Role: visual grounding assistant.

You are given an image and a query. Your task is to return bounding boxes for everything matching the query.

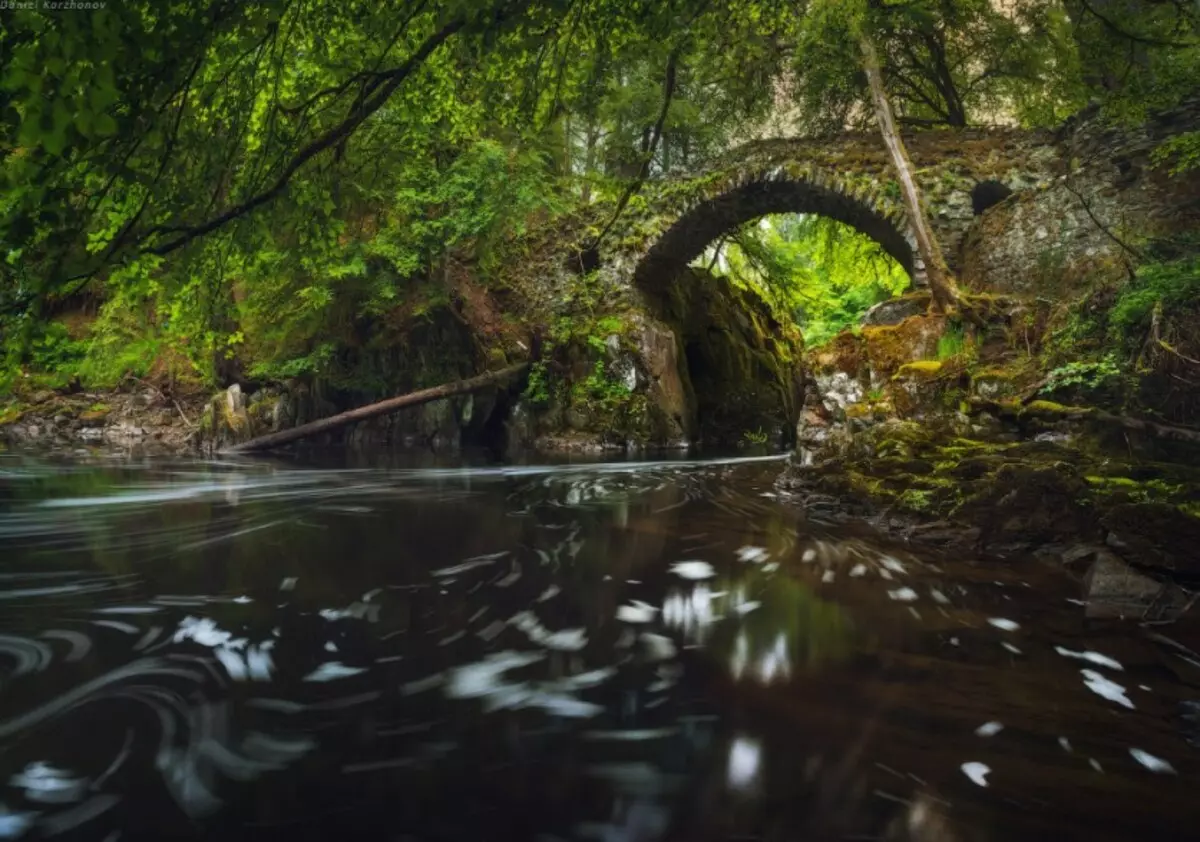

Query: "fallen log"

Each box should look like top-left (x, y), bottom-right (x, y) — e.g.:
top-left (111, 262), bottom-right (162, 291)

top-left (221, 362), bottom-right (530, 454)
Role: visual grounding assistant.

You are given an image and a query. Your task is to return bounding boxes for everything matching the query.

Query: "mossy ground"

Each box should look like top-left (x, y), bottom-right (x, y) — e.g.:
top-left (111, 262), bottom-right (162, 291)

top-left (792, 284), bottom-right (1200, 574)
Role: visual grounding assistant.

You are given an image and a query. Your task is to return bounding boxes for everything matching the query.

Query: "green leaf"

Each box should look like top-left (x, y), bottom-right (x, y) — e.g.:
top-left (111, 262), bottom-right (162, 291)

top-left (94, 113), bottom-right (118, 136)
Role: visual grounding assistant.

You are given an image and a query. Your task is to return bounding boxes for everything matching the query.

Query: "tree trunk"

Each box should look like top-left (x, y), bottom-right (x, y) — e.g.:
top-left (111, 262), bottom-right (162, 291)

top-left (221, 363), bottom-right (529, 454)
top-left (587, 48), bottom-right (680, 251)
top-left (858, 32), bottom-right (960, 313)
top-left (582, 118), bottom-right (598, 203)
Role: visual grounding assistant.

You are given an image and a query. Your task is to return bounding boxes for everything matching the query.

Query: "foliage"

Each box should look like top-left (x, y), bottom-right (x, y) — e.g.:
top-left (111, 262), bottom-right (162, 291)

top-left (523, 360), bottom-right (553, 407)
top-left (741, 427), bottom-right (770, 446)
top-left (1152, 131), bottom-right (1200, 175)
top-left (1040, 357), bottom-right (1122, 394)
top-left (701, 213), bottom-right (910, 346)
top-left (1, 0), bottom-right (1197, 401)
top-left (1109, 255), bottom-right (1200, 346)
top-left (791, 0), bottom-right (1088, 131)
top-left (575, 360), bottom-right (632, 409)
top-left (1063, 0), bottom-right (1199, 124)
top-left (936, 323), bottom-right (969, 360)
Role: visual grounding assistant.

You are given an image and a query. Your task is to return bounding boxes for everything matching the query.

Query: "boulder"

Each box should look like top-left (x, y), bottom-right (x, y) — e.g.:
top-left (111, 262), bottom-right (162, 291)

top-left (1082, 551), bottom-right (1165, 620)
top-left (860, 294), bottom-right (931, 326)
top-left (1101, 503), bottom-right (1200, 581)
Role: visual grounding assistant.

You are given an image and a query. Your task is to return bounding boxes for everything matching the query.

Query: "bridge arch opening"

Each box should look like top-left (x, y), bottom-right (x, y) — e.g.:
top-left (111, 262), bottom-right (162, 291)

top-left (696, 213), bottom-right (912, 344)
top-left (634, 177), bottom-right (919, 295)
top-left (631, 173), bottom-right (917, 449)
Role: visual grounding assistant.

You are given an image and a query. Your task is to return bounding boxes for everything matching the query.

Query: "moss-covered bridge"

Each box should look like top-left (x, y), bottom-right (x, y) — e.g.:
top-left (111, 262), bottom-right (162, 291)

top-left (628, 127), bottom-right (1057, 291)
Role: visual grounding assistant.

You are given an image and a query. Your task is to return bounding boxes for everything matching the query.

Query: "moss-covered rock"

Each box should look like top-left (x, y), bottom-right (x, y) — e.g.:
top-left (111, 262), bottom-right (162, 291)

top-left (895, 360), bottom-right (944, 378)
top-left (861, 315), bottom-right (946, 379)
top-left (648, 267), bottom-right (803, 447)
top-left (971, 366), bottom-right (1023, 399)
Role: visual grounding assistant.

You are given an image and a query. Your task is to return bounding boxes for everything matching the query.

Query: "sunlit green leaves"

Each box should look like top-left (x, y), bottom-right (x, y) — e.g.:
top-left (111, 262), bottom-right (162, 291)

top-left (703, 214), bottom-right (910, 345)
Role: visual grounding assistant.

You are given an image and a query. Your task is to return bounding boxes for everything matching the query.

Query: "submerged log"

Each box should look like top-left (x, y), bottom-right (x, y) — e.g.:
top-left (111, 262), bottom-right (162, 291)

top-left (222, 362), bottom-right (529, 454)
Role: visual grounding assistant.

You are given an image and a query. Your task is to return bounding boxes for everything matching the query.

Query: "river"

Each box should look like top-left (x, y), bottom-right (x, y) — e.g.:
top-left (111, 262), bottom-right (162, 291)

top-left (0, 451), bottom-right (1196, 841)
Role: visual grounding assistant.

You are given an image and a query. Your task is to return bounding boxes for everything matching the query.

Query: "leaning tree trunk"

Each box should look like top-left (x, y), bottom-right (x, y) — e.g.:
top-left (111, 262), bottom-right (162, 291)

top-left (858, 33), bottom-right (960, 313)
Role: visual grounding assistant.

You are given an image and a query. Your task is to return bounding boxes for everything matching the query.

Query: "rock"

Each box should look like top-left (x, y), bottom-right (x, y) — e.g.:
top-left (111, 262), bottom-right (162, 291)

top-left (226, 383), bottom-right (246, 414)
top-left (956, 461), bottom-right (1092, 548)
top-left (906, 520), bottom-right (982, 549)
top-left (859, 315), bottom-right (947, 381)
top-left (1100, 503), bottom-right (1200, 581)
top-left (950, 454), bottom-right (1005, 480)
top-left (813, 371), bottom-right (863, 413)
top-left (795, 408), bottom-right (830, 448)
top-left (1061, 543), bottom-right (1104, 567)
top-left (1083, 551), bottom-right (1164, 619)
top-left (861, 294), bottom-right (930, 326)
top-left (970, 368), bottom-right (1021, 399)
top-left (890, 361), bottom-right (954, 418)
top-left (565, 407), bottom-right (591, 431)
top-left (631, 317), bottom-right (690, 443)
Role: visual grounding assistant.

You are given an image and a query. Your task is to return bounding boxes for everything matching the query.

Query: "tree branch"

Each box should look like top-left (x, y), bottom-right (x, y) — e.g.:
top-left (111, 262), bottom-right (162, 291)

top-left (138, 15), bottom-right (468, 259)
top-left (587, 47), bottom-right (680, 251)
top-left (1076, 0), bottom-right (1196, 47)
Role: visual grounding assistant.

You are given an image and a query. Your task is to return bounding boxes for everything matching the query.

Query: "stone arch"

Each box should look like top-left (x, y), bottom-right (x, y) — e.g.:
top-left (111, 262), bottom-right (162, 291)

top-left (633, 168), bottom-right (921, 292)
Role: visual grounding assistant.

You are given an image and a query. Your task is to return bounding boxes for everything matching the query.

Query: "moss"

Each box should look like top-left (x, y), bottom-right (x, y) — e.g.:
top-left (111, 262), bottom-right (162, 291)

top-left (1023, 399), bottom-right (1089, 416)
top-left (811, 331), bottom-right (864, 376)
top-left (861, 315), bottom-right (946, 378)
top-left (72, 402), bottom-right (111, 425)
top-left (1085, 475), bottom-right (1140, 488)
top-left (485, 347), bottom-right (509, 369)
top-left (898, 488), bottom-right (935, 512)
top-left (972, 365), bottom-right (1019, 381)
top-left (895, 360), bottom-right (944, 378)
top-left (0, 403), bottom-right (25, 426)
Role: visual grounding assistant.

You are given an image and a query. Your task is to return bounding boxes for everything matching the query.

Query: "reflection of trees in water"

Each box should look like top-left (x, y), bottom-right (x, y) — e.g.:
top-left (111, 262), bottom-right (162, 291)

top-left (662, 568), bottom-right (855, 684)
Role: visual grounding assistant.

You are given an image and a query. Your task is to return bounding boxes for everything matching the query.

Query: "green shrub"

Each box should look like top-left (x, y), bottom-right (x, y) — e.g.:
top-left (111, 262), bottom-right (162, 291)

top-left (1040, 357), bottom-right (1122, 394)
top-left (1109, 256), bottom-right (1200, 344)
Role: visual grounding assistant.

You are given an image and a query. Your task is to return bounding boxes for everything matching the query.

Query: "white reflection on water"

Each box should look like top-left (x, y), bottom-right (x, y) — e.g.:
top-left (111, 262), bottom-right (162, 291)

top-left (728, 736), bottom-right (762, 791)
top-left (662, 585), bottom-right (715, 642)
top-left (303, 662), bottom-right (366, 683)
top-left (670, 560), bottom-right (716, 581)
top-left (975, 721), bottom-right (1003, 737)
top-left (961, 762), bottom-right (990, 787)
top-left (1081, 669), bottom-right (1134, 709)
top-left (1054, 647), bottom-right (1123, 671)
top-left (9, 762), bottom-right (87, 805)
top-left (1129, 748), bottom-right (1176, 774)
top-left (758, 633), bottom-right (790, 684)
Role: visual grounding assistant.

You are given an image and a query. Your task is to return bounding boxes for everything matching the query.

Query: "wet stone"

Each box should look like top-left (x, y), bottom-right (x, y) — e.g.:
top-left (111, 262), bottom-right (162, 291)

top-left (1083, 551), bottom-right (1164, 619)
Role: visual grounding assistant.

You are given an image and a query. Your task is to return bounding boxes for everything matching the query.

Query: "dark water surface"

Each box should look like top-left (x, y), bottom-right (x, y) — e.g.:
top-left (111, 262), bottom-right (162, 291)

top-left (0, 451), bottom-right (1197, 842)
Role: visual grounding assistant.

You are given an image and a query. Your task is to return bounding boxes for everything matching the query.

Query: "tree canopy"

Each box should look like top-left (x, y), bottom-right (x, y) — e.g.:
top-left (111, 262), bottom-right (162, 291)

top-left (1, 0), bottom-right (1196, 389)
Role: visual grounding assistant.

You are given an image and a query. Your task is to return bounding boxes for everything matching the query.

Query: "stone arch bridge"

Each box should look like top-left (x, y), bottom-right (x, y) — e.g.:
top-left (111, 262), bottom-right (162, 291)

top-left (627, 127), bottom-right (1058, 292)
